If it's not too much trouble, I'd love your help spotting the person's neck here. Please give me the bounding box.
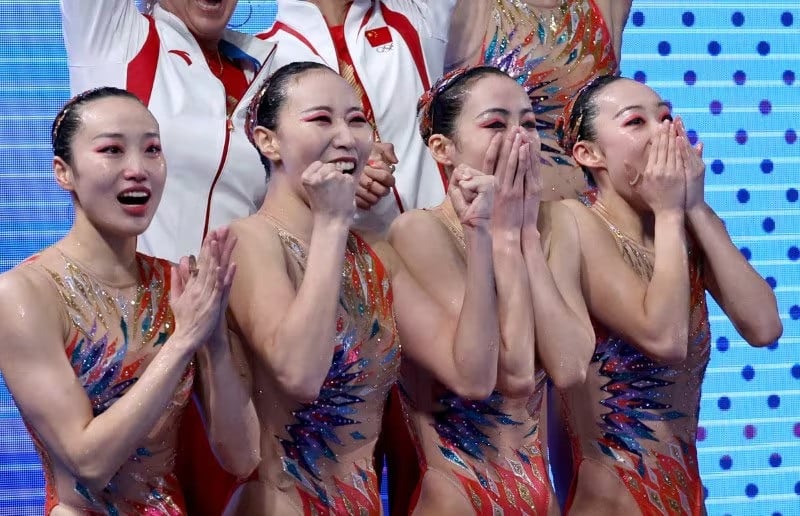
[594,187,655,247]
[257,172,316,244]
[196,36,222,53]
[56,210,140,286]
[310,0,352,26]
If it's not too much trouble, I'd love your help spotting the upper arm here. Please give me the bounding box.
[60,0,147,65]
[445,0,490,70]
[593,0,633,65]
[384,213,463,382]
[0,270,95,472]
[388,211,466,316]
[227,221,298,373]
[541,203,592,336]
[566,202,666,350]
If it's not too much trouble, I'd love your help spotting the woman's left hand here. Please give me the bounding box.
[676,117,706,211]
[175,228,237,353]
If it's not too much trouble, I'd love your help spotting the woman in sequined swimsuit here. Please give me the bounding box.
[0,88,259,515]
[224,62,503,516]
[384,66,595,515]
[549,75,782,515]
[447,0,631,201]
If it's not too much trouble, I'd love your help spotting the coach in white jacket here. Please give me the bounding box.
[259,0,456,234]
[60,0,276,263]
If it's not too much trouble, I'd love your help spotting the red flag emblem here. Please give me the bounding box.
[365,27,392,48]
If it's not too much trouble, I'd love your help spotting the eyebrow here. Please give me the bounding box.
[613,102,671,119]
[475,107,535,119]
[302,106,364,114]
[92,132,160,140]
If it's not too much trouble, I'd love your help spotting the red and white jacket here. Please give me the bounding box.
[61,0,276,262]
[260,0,456,234]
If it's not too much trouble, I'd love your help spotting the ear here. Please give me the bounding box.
[427,133,456,167]
[571,140,605,171]
[253,126,281,163]
[53,157,75,192]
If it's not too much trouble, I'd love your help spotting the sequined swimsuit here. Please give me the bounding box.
[254,225,400,515]
[560,204,711,515]
[21,250,193,515]
[479,0,617,199]
[399,204,553,515]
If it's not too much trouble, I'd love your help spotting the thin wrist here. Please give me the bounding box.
[312,215,351,234]
[654,208,685,222]
[161,331,198,362]
[686,202,711,220]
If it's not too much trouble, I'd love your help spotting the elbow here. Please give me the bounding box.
[743,317,783,348]
[452,384,495,401]
[212,439,261,479]
[275,370,323,404]
[548,364,587,391]
[67,456,116,493]
[496,374,537,399]
[449,374,496,401]
[647,336,688,365]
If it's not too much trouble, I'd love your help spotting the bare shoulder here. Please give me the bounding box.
[229,215,286,260]
[388,208,446,246]
[538,201,581,254]
[556,198,620,254]
[0,262,64,346]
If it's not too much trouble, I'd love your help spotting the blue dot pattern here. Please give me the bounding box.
[623,3,799,515]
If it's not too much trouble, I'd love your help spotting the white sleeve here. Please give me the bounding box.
[60,0,149,65]
[387,0,457,41]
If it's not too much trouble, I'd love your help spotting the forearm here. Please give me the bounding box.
[493,237,537,397]
[196,339,260,478]
[451,225,501,397]
[73,336,196,489]
[60,0,141,62]
[522,233,592,389]
[688,203,782,344]
[640,211,690,358]
[270,219,350,400]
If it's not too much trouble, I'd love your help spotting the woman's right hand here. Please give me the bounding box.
[302,161,357,225]
[634,120,686,214]
[170,228,237,350]
[490,129,527,236]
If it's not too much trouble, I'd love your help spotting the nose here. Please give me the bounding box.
[331,119,357,149]
[122,153,149,182]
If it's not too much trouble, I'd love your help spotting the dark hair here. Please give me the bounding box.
[246,61,335,176]
[555,74,624,186]
[418,66,511,144]
[52,87,143,166]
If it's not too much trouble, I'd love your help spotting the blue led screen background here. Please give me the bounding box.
[0,1,797,514]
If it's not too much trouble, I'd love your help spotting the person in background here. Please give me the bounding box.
[447,0,632,200]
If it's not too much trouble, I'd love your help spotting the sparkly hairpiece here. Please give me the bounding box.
[417,66,470,143]
[245,77,271,146]
[555,74,613,156]
[52,87,107,152]
[554,95,583,156]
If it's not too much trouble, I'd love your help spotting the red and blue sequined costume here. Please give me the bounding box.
[393,204,554,515]
[560,202,711,515]
[479,0,617,198]
[250,227,400,515]
[21,251,193,515]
